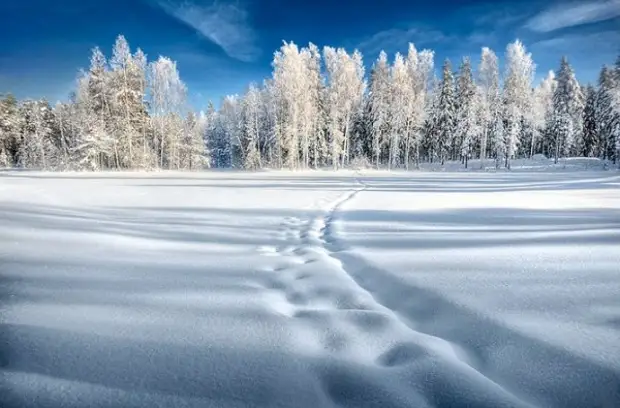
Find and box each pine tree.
[433,59,457,164]
[17,99,59,169]
[182,111,208,170]
[552,57,584,163]
[532,71,556,158]
[582,85,599,157]
[0,94,21,167]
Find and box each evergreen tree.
[433,59,456,164]
[552,57,585,163]
[0,94,21,167]
[582,85,599,157]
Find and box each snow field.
[1,169,619,408]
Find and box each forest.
[0,35,619,171]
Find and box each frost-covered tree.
[503,40,535,169]
[0,94,21,167]
[108,35,149,168]
[299,44,324,169]
[181,111,208,170]
[552,57,584,163]
[213,95,240,168]
[531,71,556,157]
[478,48,500,167]
[241,83,263,169]
[582,85,600,157]
[18,100,59,169]
[432,59,457,164]
[324,47,365,169]
[388,53,412,169]
[407,46,434,168]
[148,56,187,168]
[368,51,391,168]
[455,57,480,167]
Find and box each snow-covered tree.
[0,94,21,167]
[478,47,500,168]
[408,46,434,168]
[455,57,480,167]
[324,47,366,169]
[108,35,149,168]
[531,71,556,157]
[552,57,584,163]
[18,100,59,169]
[388,53,412,169]
[368,51,391,168]
[432,59,457,164]
[181,111,208,170]
[148,56,187,168]
[582,85,600,157]
[596,66,617,161]
[503,40,535,169]
[214,95,240,168]
[241,83,263,169]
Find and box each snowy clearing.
[1,168,620,408]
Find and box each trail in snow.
[255,177,536,408]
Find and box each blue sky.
[1,0,619,108]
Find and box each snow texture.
[1,165,620,408]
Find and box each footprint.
[295,272,311,280]
[286,290,309,306]
[376,342,428,367]
[343,310,391,332]
[264,276,287,291]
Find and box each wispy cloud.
[525,0,620,33]
[357,26,448,57]
[156,1,260,62]
[530,30,620,81]
[531,29,620,52]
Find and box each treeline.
[1,35,619,171]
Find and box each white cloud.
[525,0,620,32]
[157,1,260,62]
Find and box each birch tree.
[368,51,391,168]
[455,57,479,168]
[388,53,412,169]
[241,83,263,169]
[503,40,535,169]
[324,47,365,168]
[148,56,187,168]
[478,47,500,168]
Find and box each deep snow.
[1,167,619,408]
